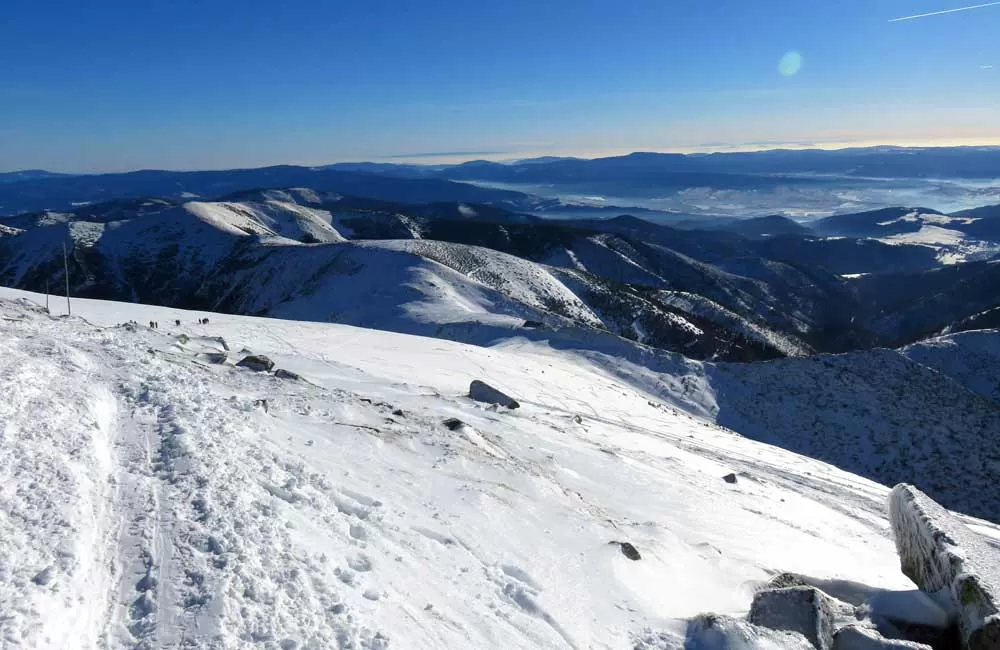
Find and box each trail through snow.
[0,287,948,649]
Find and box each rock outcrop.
[834,625,932,650]
[888,484,1000,650]
[749,586,837,650]
[236,354,275,372]
[468,380,519,409]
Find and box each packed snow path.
[2,287,981,649]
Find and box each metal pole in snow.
[62,242,71,316]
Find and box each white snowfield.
[0,286,955,650]
[873,211,1000,264]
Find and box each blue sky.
[2,0,999,172]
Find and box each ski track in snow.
[5,286,994,649]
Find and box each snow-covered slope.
[704,347,1000,522]
[901,328,1000,405]
[1,200,789,361]
[814,208,1000,265]
[0,287,932,649]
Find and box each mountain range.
[2,184,999,363]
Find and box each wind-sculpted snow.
[1,288,930,649]
[366,239,604,328]
[185,198,347,243]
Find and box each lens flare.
[778,51,803,77]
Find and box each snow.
[184,198,346,243]
[882,225,965,247]
[872,216,1000,264]
[901,329,1000,406]
[704,348,1000,522]
[0,287,946,649]
[875,211,977,227]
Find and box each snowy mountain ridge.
[0,194,812,361]
[3,188,1000,359]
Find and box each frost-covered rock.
[468,380,520,409]
[236,354,275,372]
[888,484,1000,650]
[749,587,837,650]
[834,625,932,650]
[197,351,228,364]
[682,613,816,650]
[274,368,301,380]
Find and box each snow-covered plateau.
[2,286,999,650]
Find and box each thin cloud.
[983,64,995,69]
[889,1,1000,22]
[383,150,508,159]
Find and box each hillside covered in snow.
[7,288,1000,649]
[4,188,1000,364]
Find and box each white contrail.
[890,1,1000,22]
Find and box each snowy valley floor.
[2,287,994,650]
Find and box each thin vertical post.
[62,242,71,316]
[45,278,50,312]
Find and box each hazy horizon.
[5,140,1000,176]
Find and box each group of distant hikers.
[117,317,210,329]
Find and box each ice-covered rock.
[683,613,816,650]
[197,351,228,364]
[749,586,837,650]
[834,625,932,650]
[888,484,1000,650]
[468,379,520,409]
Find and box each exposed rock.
[766,573,810,590]
[177,333,189,344]
[31,567,54,586]
[442,418,465,431]
[468,380,520,409]
[198,352,228,364]
[723,473,738,484]
[611,541,641,561]
[888,484,1000,650]
[749,586,837,650]
[236,354,275,372]
[835,625,933,650]
[274,368,301,381]
[392,409,404,417]
[522,320,545,329]
[684,613,815,650]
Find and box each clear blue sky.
[2,0,999,172]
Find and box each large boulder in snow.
[681,613,815,650]
[834,625,932,650]
[468,380,520,409]
[749,586,837,650]
[236,354,275,372]
[888,484,1000,650]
